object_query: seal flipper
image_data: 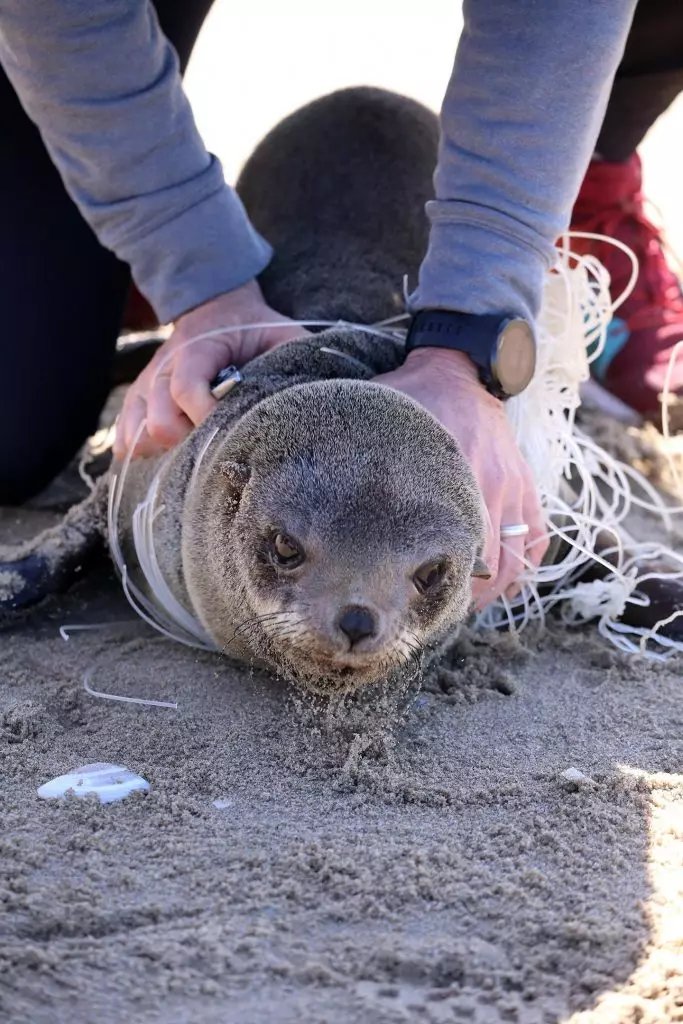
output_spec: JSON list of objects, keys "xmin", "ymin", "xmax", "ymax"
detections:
[
  {"xmin": 0, "ymin": 477, "xmax": 108, "ymax": 615},
  {"xmin": 544, "ymin": 486, "xmax": 683, "ymax": 640},
  {"xmin": 575, "ymin": 529, "xmax": 683, "ymax": 640}
]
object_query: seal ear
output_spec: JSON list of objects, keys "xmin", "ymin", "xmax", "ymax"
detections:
[
  {"xmin": 472, "ymin": 556, "xmax": 492, "ymax": 580},
  {"xmin": 218, "ymin": 461, "xmax": 251, "ymax": 503}
]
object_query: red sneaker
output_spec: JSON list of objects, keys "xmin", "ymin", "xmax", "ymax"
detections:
[{"xmin": 569, "ymin": 153, "xmax": 683, "ymax": 421}]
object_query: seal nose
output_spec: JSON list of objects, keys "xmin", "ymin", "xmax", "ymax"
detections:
[{"xmin": 337, "ymin": 605, "xmax": 377, "ymax": 646}]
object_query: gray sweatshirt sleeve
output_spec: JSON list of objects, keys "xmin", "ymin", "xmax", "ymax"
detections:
[
  {"xmin": 0, "ymin": 0, "xmax": 272, "ymax": 324},
  {"xmin": 413, "ymin": 0, "xmax": 638, "ymax": 324}
]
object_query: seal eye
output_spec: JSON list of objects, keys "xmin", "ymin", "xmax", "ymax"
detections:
[
  {"xmin": 271, "ymin": 533, "xmax": 305, "ymax": 567},
  {"xmin": 413, "ymin": 560, "xmax": 446, "ymax": 594}
]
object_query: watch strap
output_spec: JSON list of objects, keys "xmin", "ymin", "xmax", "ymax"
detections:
[{"xmin": 406, "ymin": 309, "xmax": 506, "ymax": 398}]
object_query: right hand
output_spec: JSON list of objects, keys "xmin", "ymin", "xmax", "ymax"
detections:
[
  {"xmin": 375, "ymin": 346, "xmax": 549, "ymax": 609},
  {"xmin": 114, "ymin": 279, "xmax": 309, "ymax": 459}
]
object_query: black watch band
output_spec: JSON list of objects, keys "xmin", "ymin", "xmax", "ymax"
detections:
[{"xmin": 405, "ymin": 309, "xmax": 536, "ymax": 400}]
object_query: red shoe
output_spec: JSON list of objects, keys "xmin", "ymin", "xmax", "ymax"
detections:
[{"xmin": 569, "ymin": 153, "xmax": 683, "ymax": 421}]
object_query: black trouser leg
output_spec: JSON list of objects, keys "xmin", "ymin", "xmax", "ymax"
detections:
[
  {"xmin": 597, "ymin": 0, "xmax": 683, "ymax": 162},
  {"xmin": 0, "ymin": 0, "xmax": 215, "ymax": 505}
]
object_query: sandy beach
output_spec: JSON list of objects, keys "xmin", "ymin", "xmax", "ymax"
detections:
[
  {"xmin": 2, "ymin": 514, "xmax": 683, "ymax": 1024},
  {"xmin": 3, "ymin": 5, "xmax": 683, "ymax": 1022}
]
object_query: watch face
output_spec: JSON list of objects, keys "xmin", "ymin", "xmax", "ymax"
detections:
[{"xmin": 494, "ymin": 319, "xmax": 536, "ymax": 396}]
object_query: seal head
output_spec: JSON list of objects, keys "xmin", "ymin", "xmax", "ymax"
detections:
[{"xmin": 183, "ymin": 378, "xmax": 486, "ymax": 692}]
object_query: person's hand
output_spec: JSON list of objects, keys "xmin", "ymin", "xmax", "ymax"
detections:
[
  {"xmin": 114, "ymin": 280, "xmax": 308, "ymax": 458},
  {"xmin": 375, "ymin": 347, "xmax": 548, "ymax": 609}
]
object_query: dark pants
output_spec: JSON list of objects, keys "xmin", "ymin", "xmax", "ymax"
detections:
[
  {"xmin": 0, "ymin": 1, "xmax": 681, "ymax": 504},
  {"xmin": 0, "ymin": 0, "xmax": 214, "ymax": 505},
  {"xmin": 597, "ymin": 0, "xmax": 683, "ymax": 161}
]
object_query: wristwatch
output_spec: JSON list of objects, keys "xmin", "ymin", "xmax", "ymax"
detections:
[{"xmin": 405, "ymin": 310, "xmax": 536, "ymax": 401}]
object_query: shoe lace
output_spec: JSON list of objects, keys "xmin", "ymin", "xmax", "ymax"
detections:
[{"xmin": 576, "ymin": 190, "xmax": 683, "ymax": 331}]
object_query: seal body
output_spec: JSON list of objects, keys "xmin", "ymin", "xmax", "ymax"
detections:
[
  {"xmin": 111, "ymin": 87, "xmax": 486, "ymax": 692},
  {"xmin": 237, "ymin": 86, "xmax": 441, "ymax": 325},
  {"xmin": 5, "ymin": 88, "xmax": 683, "ymax": 650}
]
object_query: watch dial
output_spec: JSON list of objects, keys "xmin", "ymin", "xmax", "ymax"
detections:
[{"xmin": 496, "ymin": 320, "xmax": 536, "ymax": 396}]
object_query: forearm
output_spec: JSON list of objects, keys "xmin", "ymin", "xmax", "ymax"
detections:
[
  {"xmin": 0, "ymin": 0, "xmax": 271, "ymax": 322},
  {"xmin": 413, "ymin": 0, "xmax": 638, "ymax": 321}
]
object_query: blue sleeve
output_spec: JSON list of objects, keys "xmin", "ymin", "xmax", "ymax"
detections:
[
  {"xmin": 0, "ymin": 0, "xmax": 272, "ymax": 323},
  {"xmin": 413, "ymin": 0, "xmax": 638, "ymax": 323}
]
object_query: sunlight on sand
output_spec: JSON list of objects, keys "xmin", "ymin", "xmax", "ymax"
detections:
[{"xmin": 568, "ymin": 767, "xmax": 683, "ymax": 1023}]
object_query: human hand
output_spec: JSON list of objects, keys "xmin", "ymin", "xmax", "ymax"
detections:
[
  {"xmin": 114, "ymin": 280, "xmax": 309, "ymax": 458},
  {"xmin": 375, "ymin": 347, "xmax": 548, "ymax": 609}
]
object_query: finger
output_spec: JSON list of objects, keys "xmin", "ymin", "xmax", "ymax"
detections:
[
  {"xmin": 114, "ymin": 338, "xmax": 175, "ymax": 457},
  {"xmin": 504, "ymin": 533, "xmax": 549, "ymax": 603},
  {"xmin": 145, "ymin": 371, "xmax": 194, "ymax": 451},
  {"xmin": 133, "ymin": 419, "xmax": 192, "ymax": 459},
  {"xmin": 474, "ymin": 477, "xmax": 527, "ymax": 608},
  {"xmin": 500, "ymin": 479, "xmax": 550, "ymax": 602},
  {"xmin": 480, "ymin": 491, "xmax": 501, "ymax": 579},
  {"xmin": 494, "ymin": 468, "xmax": 543, "ymax": 596},
  {"xmin": 474, "ymin": 532, "xmax": 525, "ymax": 610},
  {"xmin": 170, "ymin": 339, "xmax": 229, "ymax": 425},
  {"xmin": 471, "ymin": 495, "xmax": 502, "ymax": 607},
  {"xmin": 524, "ymin": 524, "xmax": 550, "ymax": 569},
  {"xmin": 520, "ymin": 464, "xmax": 549, "ymax": 569},
  {"xmin": 128, "ymin": 422, "xmax": 154, "ymax": 459},
  {"xmin": 495, "ymin": 498, "xmax": 550, "ymax": 606},
  {"xmin": 114, "ymin": 398, "xmax": 162, "ymax": 461},
  {"xmin": 115, "ymin": 391, "xmax": 147, "ymax": 459},
  {"xmin": 497, "ymin": 534, "xmax": 528, "ymax": 595}
]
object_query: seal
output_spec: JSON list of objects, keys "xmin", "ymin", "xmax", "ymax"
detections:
[
  {"xmin": 109, "ymin": 87, "xmax": 488, "ymax": 692},
  {"xmin": 5, "ymin": 86, "xmax": 683, "ymax": 653},
  {"xmin": 5, "ymin": 86, "xmax": 683, "ymax": 654}
]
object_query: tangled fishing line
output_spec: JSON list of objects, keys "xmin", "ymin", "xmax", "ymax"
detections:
[
  {"xmin": 479, "ymin": 232, "xmax": 683, "ymax": 658},
  {"xmin": 104, "ymin": 232, "xmax": 683, "ymax": 687}
]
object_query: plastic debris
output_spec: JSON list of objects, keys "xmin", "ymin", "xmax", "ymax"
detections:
[{"xmin": 37, "ymin": 762, "xmax": 150, "ymax": 804}]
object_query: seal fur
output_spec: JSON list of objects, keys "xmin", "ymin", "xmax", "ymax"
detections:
[
  {"xmin": 5, "ymin": 87, "xmax": 683, "ymax": 651},
  {"xmin": 113, "ymin": 87, "xmax": 486, "ymax": 691}
]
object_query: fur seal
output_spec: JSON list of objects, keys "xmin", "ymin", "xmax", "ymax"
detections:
[
  {"xmin": 3, "ymin": 87, "xmax": 683, "ymax": 651},
  {"xmin": 109, "ymin": 87, "xmax": 487, "ymax": 691}
]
